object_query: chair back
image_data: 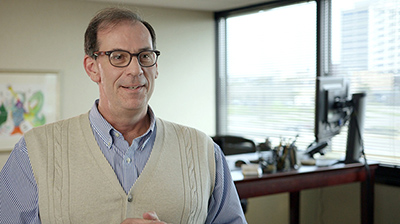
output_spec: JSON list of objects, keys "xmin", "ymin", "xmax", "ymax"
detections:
[{"xmin": 212, "ymin": 135, "xmax": 256, "ymax": 155}]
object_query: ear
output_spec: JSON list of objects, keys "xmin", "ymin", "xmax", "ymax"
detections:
[
  {"xmin": 84, "ymin": 55, "xmax": 100, "ymax": 83},
  {"xmin": 154, "ymin": 63, "xmax": 159, "ymax": 79}
]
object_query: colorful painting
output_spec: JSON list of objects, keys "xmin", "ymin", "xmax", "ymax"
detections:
[{"xmin": 0, "ymin": 72, "xmax": 58, "ymax": 150}]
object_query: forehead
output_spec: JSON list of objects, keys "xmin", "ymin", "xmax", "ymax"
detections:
[{"xmin": 97, "ymin": 21, "xmax": 152, "ymax": 50}]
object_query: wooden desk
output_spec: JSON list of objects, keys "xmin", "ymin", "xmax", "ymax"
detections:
[{"xmin": 231, "ymin": 161, "xmax": 379, "ymax": 224}]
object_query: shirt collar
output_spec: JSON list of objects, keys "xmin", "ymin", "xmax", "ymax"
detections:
[{"xmin": 89, "ymin": 99, "xmax": 156, "ymax": 149}]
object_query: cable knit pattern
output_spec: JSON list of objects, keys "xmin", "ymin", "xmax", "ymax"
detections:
[
  {"xmin": 181, "ymin": 126, "xmax": 197, "ymax": 223},
  {"xmin": 53, "ymin": 121, "xmax": 62, "ymax": 223}
]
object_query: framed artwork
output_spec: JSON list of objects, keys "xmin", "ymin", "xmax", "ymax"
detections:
[{"xmin": 0, "ymin": 71, "xmax": 59, "ymax": 151}]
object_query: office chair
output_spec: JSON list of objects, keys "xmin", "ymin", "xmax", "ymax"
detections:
[
  {"xmin": 211, "ymin": 135, "xmax": 256, "ymax": 156},
  {"xmin": 212, "ymin": 135, "xmax": 257, "ymax": 214}
]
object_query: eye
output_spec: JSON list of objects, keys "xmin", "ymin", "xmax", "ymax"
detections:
[
  {"xmin": 139, "ymin": 52, "xmax": 153, "ymax": 61},
  {"xmin": 110, "ymin": 52, "xmax": 129, "ymax": 62}
]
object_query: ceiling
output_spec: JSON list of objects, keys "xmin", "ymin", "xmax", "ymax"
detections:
[{"xmin": 85, "ymin": 0, "xmax": 276, "ymax": 12}]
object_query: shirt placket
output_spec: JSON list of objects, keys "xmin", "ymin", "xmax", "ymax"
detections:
[{"xmin": 123, "ymin": 143, "xmax": 137, "ymax": 193}]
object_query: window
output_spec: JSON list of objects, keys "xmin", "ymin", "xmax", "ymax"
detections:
[
  {"xmin": 330, "ymin": 0, "xmax": 400, "ymax": 164},
  {"xmin": 216, "ymin": 1, "xmax": 317, "ymax": 150},
  {"xmin": 216, "ymin": 0, "xmax": 400, "ymax": 165}
]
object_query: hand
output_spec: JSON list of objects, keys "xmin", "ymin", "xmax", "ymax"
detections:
[{"xmin": 121, "ymin": 211, "xmax": 167, "ymax": 224}]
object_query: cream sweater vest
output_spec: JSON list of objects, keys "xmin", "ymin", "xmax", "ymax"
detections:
[{"xmin": 26, "ymin": 113, "xmax": 215, "ymax": 224}]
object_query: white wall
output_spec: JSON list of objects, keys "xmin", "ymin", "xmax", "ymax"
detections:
[
  {"xmin": 1, "ymin": 1, "xmax": 400, "ymax": 224},
  {"xmin": 0, "ymin": 0, "xmax": 216, "ymax": 167}
]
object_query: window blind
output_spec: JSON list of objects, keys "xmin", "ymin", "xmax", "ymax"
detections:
[
  {"xmin": 217, "ymin": 1, "xmax": 317, "ymax": 149},
  {"xmin": 330, "ymin": 0, "xmax": 400, "ymax": 164}
]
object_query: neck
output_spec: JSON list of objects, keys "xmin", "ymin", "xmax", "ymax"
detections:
[{"xmin": 98, "ymin": 104, "xmax": 150, "ymax": 145}]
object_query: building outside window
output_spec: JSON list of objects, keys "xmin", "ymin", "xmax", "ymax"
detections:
[{"xmin": 331, "ymin": 0, "xmax": 400, "ymax": 164}]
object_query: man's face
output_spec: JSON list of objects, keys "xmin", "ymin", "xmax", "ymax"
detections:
[{"xmin": 91, "ymin": 21, "xmax": 158, "ymax": 116}]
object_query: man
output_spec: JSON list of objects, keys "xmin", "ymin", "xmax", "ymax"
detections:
[{"xmin": 0, "ymin": 7, "xmax": 247, "ymax": 224}]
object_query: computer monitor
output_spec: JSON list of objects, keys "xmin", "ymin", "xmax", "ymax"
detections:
[
  {"xmin": 344, "ymin": 92, "xmax": 366, "ymax": 164},
  {"xmin": 306, "ymin": 76, "xmax": 366, "ymax": 164},
  {"xmin": 315, "ymin": 76, "xmax": 350, "ymax": 142},
  {"xmin": 306, "ymin": 77, "xmax": 350, "ymax": 157}
]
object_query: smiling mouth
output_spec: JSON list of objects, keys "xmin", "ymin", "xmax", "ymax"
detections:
[{"xmin": 123, "ymin": 85, "xmax": 144, "ymax": 90}]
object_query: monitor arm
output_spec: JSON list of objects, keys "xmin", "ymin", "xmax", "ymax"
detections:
[{"xmin": 305, "ymin": 141, "xmax": 329, "ymax": 159}]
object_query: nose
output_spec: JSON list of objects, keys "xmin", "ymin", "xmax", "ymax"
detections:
[{"xmin": 126, "ymin": 57, "xmax": 143, "ymax": 76}]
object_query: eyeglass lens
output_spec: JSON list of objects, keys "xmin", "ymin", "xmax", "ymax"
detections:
[{"xmin": 109, "ymin": 51, "xmax": 158, "ymax": 67}]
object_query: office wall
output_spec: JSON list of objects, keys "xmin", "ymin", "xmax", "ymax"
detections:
[
  {"xmin": 1, "ymin": 1, "xmax": 400, "ymax": 224},
  {"xmin": 0, "ymin": 0, "xmax": 215, "ymax": 166}
]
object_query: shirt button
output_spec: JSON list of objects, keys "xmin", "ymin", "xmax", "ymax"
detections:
[
  {"xmin": 128, "ymin": 194, "xmax": 133, "ymax": 202},
  {"xmin": 126, "ymin": 158, "xmax": 132, "ymax": 163},
  {"xmin": 115, "ymin": 132, "xmax": 120, "ymax": 137}
]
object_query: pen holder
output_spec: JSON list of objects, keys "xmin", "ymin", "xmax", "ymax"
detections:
[{"xmin": 276, "ymin": 146, "xmax": 298, "ymax": 171}]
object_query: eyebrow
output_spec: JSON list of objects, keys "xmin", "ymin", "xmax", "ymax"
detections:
[{"xmin": 108, "ymin": 47, "xmax": 153, "ymax": 53}]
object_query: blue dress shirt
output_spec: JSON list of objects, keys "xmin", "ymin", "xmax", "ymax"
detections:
[{"xmin": 0, "ymin": 101, "xmax": 247, "ymax": 224}]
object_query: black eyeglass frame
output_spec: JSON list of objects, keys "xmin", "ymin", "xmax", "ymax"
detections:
[{"xmin": 93, "ymin": 50, "xmax": 161, "ymax": 68}]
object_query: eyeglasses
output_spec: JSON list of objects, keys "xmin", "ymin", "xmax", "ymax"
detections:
[{"xmin": 93, "ymin": 50, "xmax": 160, "ymax": 68}]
